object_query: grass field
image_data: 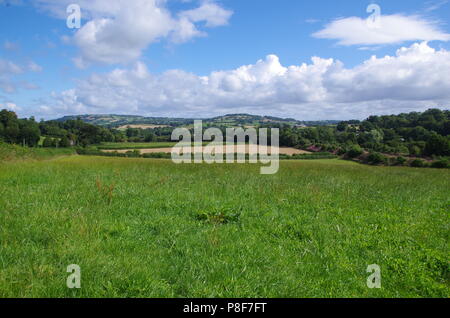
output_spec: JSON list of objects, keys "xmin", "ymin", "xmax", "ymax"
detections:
[
  {"xmin": 96, "ymin": 142, "xmax": 179, "ymax": 150},
  {"xmin": 0, "ymin": 155, "xmax": 449, "ymax": 297},
  {"xmin": 0, "ymin": 142, "xmax": 76, "ymax": 161}
]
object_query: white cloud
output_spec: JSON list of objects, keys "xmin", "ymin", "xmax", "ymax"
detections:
[
  {"xmin": 41, "ymin": 42, "xmax": 450, "ymax": 119},
  {"xmin": 0, "ymin": 59, "xmax": 23, "ymax": 75},
  {"xmin": 313, "ymin": 14, "xmax": 450, "ymax": 46},
  {"xmin": 34, "ymin": 0, "xmax": 233, "ymax": 66},
  {"xmin": 0, "ymin": 59, "xmax": 42, "ymax": 93},
  {"xmin": 180, "ymin": 1, "xmax": 233, "ymax": 27},
  {"xmin": 27, "ymin": 61, "xmax": 43, "ymax": 72},
  {"xmin": 0, "ymin": 102, "xmax": 21, "ymax": 112}
]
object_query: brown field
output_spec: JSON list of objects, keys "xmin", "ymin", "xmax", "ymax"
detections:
[
  {"xmin": 102, "ymin": 145, "xmax": 310, "ymax": 155},
  {"xmin": 118, "ymin": 124, "xmax": 170, "ymax": 130}
]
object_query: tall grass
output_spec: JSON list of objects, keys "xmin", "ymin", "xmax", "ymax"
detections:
[{"xmin": 0, "ymin": 156, "xmax": 448, "ymax": 297}]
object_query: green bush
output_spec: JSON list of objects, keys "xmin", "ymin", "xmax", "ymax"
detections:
[
  {"xmin": 346, "ymin": 146, "xmax": 363, "ymax": 159},
  {"xmin": 431, "ymin": 159, "xmax": 449, "ymax": 169},
  {"xmin": 366, "ymin": 152, "xmax": 387, "ymax": 165},
  {"xmin": 410, "ymin": 159, "xmax": 427, "ymax": 168},
  {"xmin": 395, "ymin": 156, "xmax": 407, "ymax": 166}
]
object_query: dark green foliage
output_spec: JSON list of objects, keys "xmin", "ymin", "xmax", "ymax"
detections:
[
  {"xmin": 366, "ymin": 152, "xmax": 387, "ymax": 165},
  {"xmin": 424, "ymin": 133, "xmax": 450, "ymax": 156},
  {"xmin": 410, "ymin": 159, "xmax": 427, "ymax": 168},
  {"xmin": 346, "ymin": 146, "xmax": 363, "ymax": 159},
  {"xmin": 0, "ymin": 109, "xmax": 41, "ymax": 146},
  {"xmin": 431, "ymin": 159, "xmax": 449, "ymax": 169},
  {"xmin": 276, "ymin": 108, "xmax": 449, "ymax": 160},
  {"xmin": 42, "ymin": 137, "xmax": 54, "ymax": 148},
  {"xmin": 395, "ymin": 156, "xmax": 407, "ymax": 166},
  {"xmin": 59, "ymin": 136, "xmax": 71, "ymax": 148}
]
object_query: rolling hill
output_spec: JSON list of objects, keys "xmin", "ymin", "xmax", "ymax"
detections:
[{"xmin": 55, "ymin": 114, "xmax": 340, "ymax": 128}]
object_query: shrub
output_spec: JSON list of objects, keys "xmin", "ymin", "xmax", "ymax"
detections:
[
  {"xmin": 42, "ymin": 137, "xmax": 54, "ymax": 148},
  {"xmin": 366, "ymin": 152, "xmax": 387, "ymax": 165},
  {"xmin": 410, "ymin": 159, "xmax": 427, "ymax": 168},
  {"xmin": 431, "ymin": 159, "xmax": 449, "ymax": 169},
  {"xmin": 346, "ymin": 146, "xmax": 363, "ymax": 159},
  {"xmin": 395, "ymin": 156, "xmax": 407, "ymax": 166}
]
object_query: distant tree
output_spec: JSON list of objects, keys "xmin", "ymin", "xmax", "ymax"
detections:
[
  {"xmin": 424, "ymin": 133, "xmax": 450, "ymax": 156},
  {"xmin": 59, "ymin": 135, "xmax": 71, "ymax": 148},
  {"xmin": 346, "ymin": 145, "xmax": 363, "ymax": 158},
  {"xmin": 336, "ymin": 122, "xmax": 348, "ymax": 132},
  {"xmin": 366, "ymin": 152, "xmax": 387, "ymax": 165},
  {"xmin": 396, "ymin": 156, "xmax": 407, "ymax": 166},
  {"xmin": 410, "ymin": 159, "xmax": 427, "ymax": 168},
  {"xmin": 42, "ymin": 137, "xmax": 53, "ymax": 148}
]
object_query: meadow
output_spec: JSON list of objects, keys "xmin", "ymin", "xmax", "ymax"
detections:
[{"xmin": 0, "ymin": 155, "xmax": 448, "ymax": 297}]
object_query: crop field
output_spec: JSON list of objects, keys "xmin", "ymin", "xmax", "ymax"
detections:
[{"xmin": 0, "ymin": 155, "xmax": 448, "ymax": 298}]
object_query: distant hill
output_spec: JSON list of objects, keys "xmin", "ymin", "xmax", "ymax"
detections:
[{"xmin": 55, "ymin": 114, "xmax": 340, "ymax": 128}]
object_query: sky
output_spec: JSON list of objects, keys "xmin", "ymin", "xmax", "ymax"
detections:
[{"xmin": 0, "ymin": 0, "xmax": 450, "ymax": 120}]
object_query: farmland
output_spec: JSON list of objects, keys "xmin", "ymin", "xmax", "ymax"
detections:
[{"xmin": 0, "ymin": 155, "xmax": 448, "ymax": 297}]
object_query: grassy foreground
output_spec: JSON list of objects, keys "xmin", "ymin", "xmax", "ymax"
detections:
[{"xmin": 0, "ymin": 156, "xmax": 448, "ymax": 297}]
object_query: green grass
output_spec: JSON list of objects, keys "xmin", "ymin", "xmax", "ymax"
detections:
[
  {"xmin": 0, "ymin": 156, "xmax": 448, "ymax": 298},
  {"xmin": 0, "ymin": 142, "xmax": 75, "ymax": 161}
]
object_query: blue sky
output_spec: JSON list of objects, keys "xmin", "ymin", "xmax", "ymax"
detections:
[{"xmin": 1, "ymin": 0, "xmax": 450, "ymax": 120}]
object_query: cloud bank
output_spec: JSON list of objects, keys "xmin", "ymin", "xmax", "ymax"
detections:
[{"xmin": 38, "ymin": 42, "xmax": 450, "ymax": 120}]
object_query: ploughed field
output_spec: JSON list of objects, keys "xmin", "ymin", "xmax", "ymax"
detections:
[{"xmin": 0, "ymin": 156, "xmax": 448, "ymax": 297}]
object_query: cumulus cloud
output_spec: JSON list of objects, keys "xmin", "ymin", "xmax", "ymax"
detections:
[
  {"xmin": 40, "ymin": 42, "xmax": 450, "ymax": 119},
  {"xmin": 34, "ymin": 0, "xmax": 233, "ymax": 66},
  {"xmin": 313, "ymin": 14, "xmax": 450, "ymax": 46}
]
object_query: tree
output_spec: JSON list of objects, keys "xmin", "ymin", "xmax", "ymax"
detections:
[
  {"xmin": 43, "ymin": 137, "xmax": 53, "ymax": 148},
  {"xmin": 346, "ymin": 145, "xmax": 363, "ymax": 158},
  {"xmin": 59, "ymin": 135, "xmax": 71, "ymax": 148},
  {"xmin": 424, "ymin": 133, "xmax": 450, "ymax": 156}
]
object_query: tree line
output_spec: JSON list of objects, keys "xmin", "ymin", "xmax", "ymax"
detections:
[
  {"xmin": 276, "ymin": 108, "xmax": 449, "ymax": 158},
  {"xmin": 1, "ymin": 108, "xmax": 449, "ymax": 160},
  {"xmin": 0, "ymin": 109, "xmax": 117, "ymax": 148}
]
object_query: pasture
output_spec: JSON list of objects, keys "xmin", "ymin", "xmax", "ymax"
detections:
[{"xmin": 0, "ymin": 156, "xmax": 448, "ymax": 297}]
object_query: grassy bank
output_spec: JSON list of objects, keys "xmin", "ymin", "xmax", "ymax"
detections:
[
  {"xmin": 0, "ymin": 156, "xmax": 448, "ymax": 297},
  {"xmin": 0, "ymin": 142, "xmax": 76, "ymax": 162}
]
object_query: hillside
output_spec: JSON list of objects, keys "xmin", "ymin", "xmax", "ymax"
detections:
[{"xmin": 55, "ymin": 114, "xmax": 340, "ymax": 128}]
